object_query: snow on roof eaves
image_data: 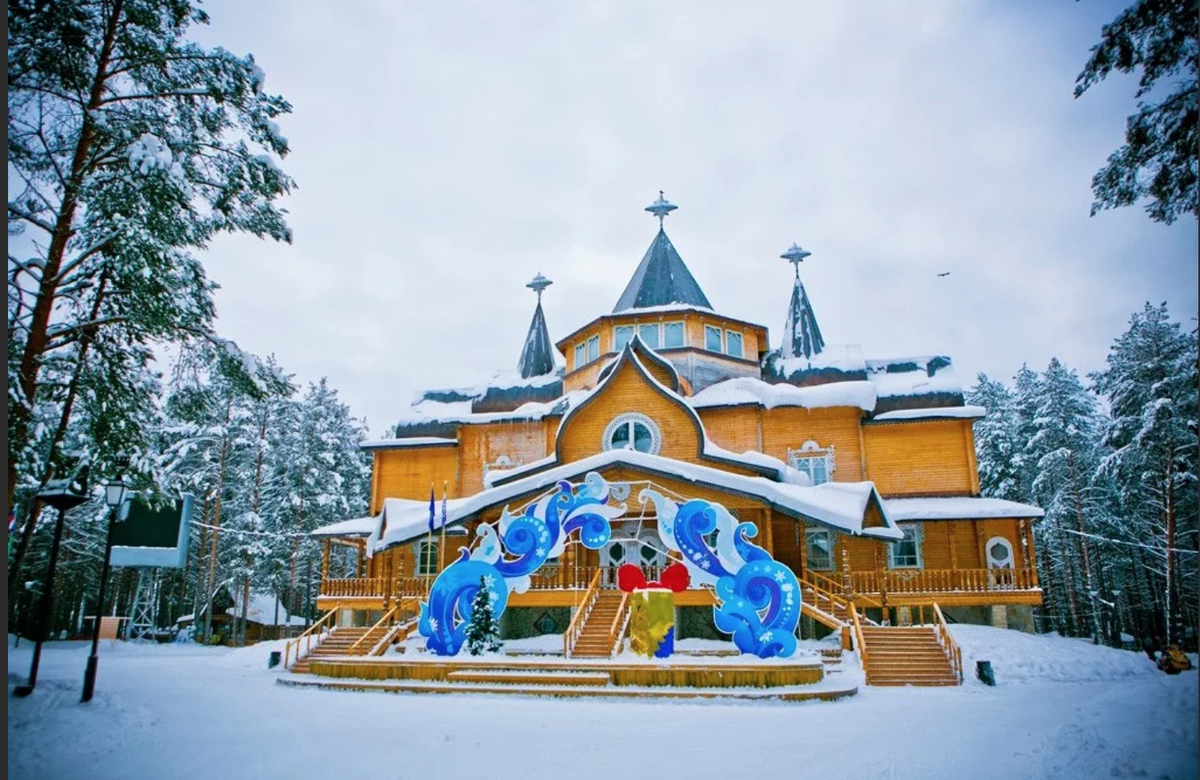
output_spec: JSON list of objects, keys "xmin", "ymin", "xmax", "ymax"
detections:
[
  {"xmin": 310, "ymin": 516, "xmax": 379, "ymax": 537},
  {"xmin": 883, "ymin": 496, "xmax": 1044, "ymax": 521},
  {"xmin": 393, "ymin": 390, "xmax": 592, "ymax": 429},
  {"xmin": 360, "ymin": 437, "xmax": 458, "ymax": 451},
  {"xmin": 375, "ymin": 449, "xmax": 902, "ymax": 552},
  {"xmin": 870, "ymin": 406, "xmax": 986, "ymax": 423},
  {"xmin": 689, "ymin": 377, "xmax": 877, "ymax": 412}
]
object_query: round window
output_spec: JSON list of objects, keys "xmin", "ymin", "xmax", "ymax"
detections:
[{"xmin": 601, "ymin": 414, "xmax": 661, "ymax": 455}]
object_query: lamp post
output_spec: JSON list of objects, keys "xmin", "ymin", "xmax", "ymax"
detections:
[
  {"xmin": 14, "ymin": 463, "xmax": 90, "ymax": 698},
  {"xmin": 81, "ymin": 472, "xmax": 128, "ymax": 703}
]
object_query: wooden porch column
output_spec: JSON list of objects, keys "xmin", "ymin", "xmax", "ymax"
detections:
[
  {"xmin": 762, "ymin": 508, "xmax": 774, "ymax": 556},
  {"xmin": 841, "ymin": 547, "xmax": 851, "ymax": 598},
  {"xmin": 798, "ymin": 521, "xmax": 807, "ymax": 576},
  {"xmin": 320, "ymin": 539, "xmax": 330, "ymax": 582},
  {"xmin": 875, "ymin": 543, "xmax": 887, "ymax": 609},
  {"xmin": 1022, "ymin": 519, "xmax": 1040, "ymax": 587},
  {"xmin": 356, "ymin": 541, "xmax": 365, "ymax": 578}
]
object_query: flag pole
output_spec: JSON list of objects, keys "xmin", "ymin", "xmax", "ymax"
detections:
[
  {"xmin": 439, "ymin": 480, "xmax": 448, "ymax": 574},
  {"xmin": 425, "ymin": 483, "xmax": 435, "ymax": 598}
]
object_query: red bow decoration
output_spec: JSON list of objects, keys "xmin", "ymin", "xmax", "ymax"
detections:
[{"xmin": 616, "ymin": 562, "xmax": 690, "ymax": 593}]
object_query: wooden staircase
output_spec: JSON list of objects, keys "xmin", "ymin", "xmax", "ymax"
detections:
[
  {"xmin": 568, "ymin": 592, "xmax": 626, "ymax": 658},
  {"xmin": 290, "ymin": 627, "xmax": 373, "ymax": 674},
  {"xmin": 857, "ymin": 626, "xmax": 959, "ymax": 686},
  {"xmin": 799, "ymin": 571, "xmax": 879, "ymax": 630}
]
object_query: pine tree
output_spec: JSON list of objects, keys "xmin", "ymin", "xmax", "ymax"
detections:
[
  {"xmin": 966, "ymin": 374, "xmax": 1026, "ymax": 502},
  {"xmin": 8, "ymin": 0, "xmax": 295, "ymax": 593},
  {"xmin": 464, "ymin": 576, "xmax": 502, "ymax": 655},
  {"xmin": 1091, "ymin": 303, "xmax": 1199, "ymax": 645}
]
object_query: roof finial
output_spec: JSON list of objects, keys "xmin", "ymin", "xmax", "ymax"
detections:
[
  {"xmin": 645, "ymin": 190, "xmax": 678, "ymax": 228},
  {"xmin": 781, "ymin": 242, "xmax": 812, "ymax": 278},
  {"xmin": 526, "ymin": 272, "xmax": 553, "ymax": 304}
]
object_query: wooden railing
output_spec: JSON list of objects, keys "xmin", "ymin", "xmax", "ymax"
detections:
[
  {"xmin": 563, "ymin": 569, "xmax": 603, "ymax": 657},
  {"xmin": 932, "ymin": 602, "xmax": 963, "ymax": 684},
  {"xmin": 850, "ymin": 568, "xmax": 1039, "ymax": 596},
  {"xmin": 849, "ymin": 603, "xmax": 868, "ymax": 671},
  {"xmin": 348, "ymin": 604, "xmax": 400, "ymax": 656},
  {"xmin": 320, "ymin": 577, "xmax": 390, "ymax": 598},
  {"xmin": 528, "ymin": 565, "xmax": 595, "ymax": 591},
  {"xmin": 283, "ymin": 609, "xmax": 336, "ymax": 669},
  {"xmin": 394, "ymin": 577, "xmax": 431, "ymax": 598},
  {"xmin": 606, "ymin": 592, "xmax": 631, "ymax": 658}
]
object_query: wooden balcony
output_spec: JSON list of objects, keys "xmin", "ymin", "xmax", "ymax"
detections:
[
  {"xmin": 318, "ymin": 566, "xmax": 1042, "ymax": 611},
  {"xmin": 847, "ymin": 568, "xmax": 1042, "ymax": 607}
]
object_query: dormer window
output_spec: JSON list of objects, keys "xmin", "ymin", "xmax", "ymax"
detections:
[
  {"xmin": 587, "ymin": 335, "xmax": 600, "ymax": 362},
  {"xmin": 787, "ymin": 440, "xmax": 836, "ymax": 485},
  {"xmin": 602, "ymin": 413, "xmax": 661, "ymax": 455},
  {"xmin": 574, "ymin": 342, "xmax": 586, "ymax": 370},
  {"xmin": 638, "ymin": 324, "xmax": 659, "ymax": 349}
]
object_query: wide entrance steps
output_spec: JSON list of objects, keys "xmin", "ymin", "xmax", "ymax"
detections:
[
  {"xmin": 858, "ymin": 626, "xmax": 959, "ymax": 687},
  {"xmin": 568, "ymin": 592, "xmax": 626, "ymax": 658},
  {"xmin": 290, "ymin": 627, "xmax": 373, "ymax": 674}
]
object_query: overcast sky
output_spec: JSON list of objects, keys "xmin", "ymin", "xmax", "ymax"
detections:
[{"xmin": 192, "ymin": 0, "xmax": 1197, "ymax": 434}]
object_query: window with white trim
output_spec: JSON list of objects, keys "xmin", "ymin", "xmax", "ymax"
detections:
[
  {"xmin": 614, "ymin": 325, "xmax": 635, "ymax": 352},
  {"xmin": 985, "ymin": 536, "xmax": 1015, "ymax": 569},
  {"xmin": 417, "ymin": 540, "xmax": 439, "ymax": 576},
  {"xmin": 587, "ymin": 335, "xmax": 599, "ymax": 362},
  {"xmin": 889, "ymin": 525, "xmax": 923, "ymax": 569},
  {"xmin": 602, "ymin": 413, "xmax": 661, "ymax": 455},
  {"xmin": 725, "ymin": 331, "xmax": 744, "ymax": 359},
  {"xmin": 574, "ymin": 343, "xmax": 586, "ymax": 370},
  {"xmin": 638, "ymin": 323, "xmax": 660, "ymax": 349},
  {"xmin": 663, "ymin": 321, "xmax": 684, "ymax": 348},
  {"xmin": 805, "ymin": 529, "xmax": 834, "ymax": 571},
  {"xmin": 704, "ymin": 325, "xmax": 723, "ymax": 352},
  {"xmin": 787, "ymin": 441, "xmax": 836, "ymax": 485}
]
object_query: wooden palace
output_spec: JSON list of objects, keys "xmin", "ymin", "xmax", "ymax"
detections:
[{"xmin": 292, "ymin": 193, "xmax": 1044, "ymax": 690}]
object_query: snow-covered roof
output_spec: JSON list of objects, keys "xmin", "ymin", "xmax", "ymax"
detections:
[
  {"xmin": 393, "ymin": 389, "xmax": 591, "ymax": 428},
  {"xmin": 689, "ymin": 376, "xmax": 877, "ymax": 412},
  {"xmin": 375, "ymin": 448, "xmax": 902, "ymax": 552},
  {"xmin": 865, "ymin": 356, "xmax": 962, "ymax": 398},
  {"xmin": 870, "ymin": 406, "xmax": 986, "ymax": 422},
  {"xmin": 883, "ymin": 496, "xmax": 1044, "ymax": 521},
  {"xmin": 310, "ymin": 516, "xmax": 378, "ymax": 538},
  {"xmin": 360, "ymin": 437, "xmax": 458, "ymax": 451},
  {"xmin": 227, "ymin": 591, "xmax": 306, "ymax": 626}
]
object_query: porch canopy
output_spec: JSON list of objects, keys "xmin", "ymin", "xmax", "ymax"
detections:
[
  {"xmin": 317, "ymin": 449, "xmax": 904, "ymax": 556},
  {"xmin": 882, "ymin": 496, "xmax": 1044, "ymax": 521}
]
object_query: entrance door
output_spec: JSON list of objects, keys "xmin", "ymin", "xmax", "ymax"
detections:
[{"xmin": 601, "ymin": 531, "xmax": 668, "ymax": 588}]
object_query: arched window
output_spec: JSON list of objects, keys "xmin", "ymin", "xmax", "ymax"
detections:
[
  {"xmin": 416, "ymin": 541, "xmax": 439, "ymax": 576},
  {"xmin": 602, "ymin": 414, "xmax": 661, "ymax": 455},
  {"xmin": 787, "ymin": 440, "xmax": 836, "ymax": 485},
  {"xmin": 985, "ymin": 537, "xmax": 1014, "ymax": 569}
]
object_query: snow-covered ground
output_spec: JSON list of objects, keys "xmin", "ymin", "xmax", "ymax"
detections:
[{"xmin": 8, "ymin": 628, "xmax": 1197, "ymax": 780}]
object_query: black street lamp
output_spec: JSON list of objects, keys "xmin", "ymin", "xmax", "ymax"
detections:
[
  {"xmin": 81, "ymin": 472, "xmax": 128, "ymax": 703},
  {"xmin": 14, "ymin": 463, "xmax": 90, "ymax": 698}
]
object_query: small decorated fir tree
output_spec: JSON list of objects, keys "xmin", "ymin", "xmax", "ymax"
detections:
[{"xmin": 465, "ymin": 576, "xmax": 502, "ymax": 655}]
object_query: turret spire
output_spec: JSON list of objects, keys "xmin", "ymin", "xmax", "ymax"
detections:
[
  {"xmin": 779, "ymin": 243, "xmax": 825, "ymax": 360},
  {"xmin": 517, "ymin": 273, "xmax": 556, "ymax": 378},
  {"xmin": 644, "ymin": 190, "xmax": 677, "ymax": 227},
  {"xmin": 614, "ymin": 192, "xmax": 712, "ymax": 313}
]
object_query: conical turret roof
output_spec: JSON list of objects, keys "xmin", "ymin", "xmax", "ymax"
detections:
[
  {"xmin": 781, "ymin": 272, "xmax": 824, "ymax": 360},
  {"xmin": 613, "ymin": 228, "xmax": 712, "ymax": 313}
]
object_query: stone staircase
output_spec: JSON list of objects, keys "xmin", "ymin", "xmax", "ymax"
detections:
[
  {"xmin": 568, "ymin": 592, "xmax": 626, "ymax": 658},
  {"xmin": 290, "ymin": 627, "xmax": 373, "ymax": 674},
  {"xmin": 858, "ymin": 626, "xmax": 959, "ymax": 686}
]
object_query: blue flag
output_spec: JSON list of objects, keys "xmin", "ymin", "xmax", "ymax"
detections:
[
  {"xmin": 440, "ymin": 485, "xmax": 448, "ymax": 530},
  {"xmin": 428, "ymin": 486, "xmax": 435, "ymax": 533}
]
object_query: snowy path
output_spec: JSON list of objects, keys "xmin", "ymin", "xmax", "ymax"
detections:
[{"xmin": 7, "ymin": 637, "xmax": 1197, "ymax": 780}]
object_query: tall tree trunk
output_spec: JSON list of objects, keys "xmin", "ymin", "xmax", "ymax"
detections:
[
  {"xmin": 201, "ymin": 395, "xmax": 233, "ymax": 644},
  {"xmin": 8, "ymin": 0, "xmax": 124, "ymax": 511},
  {"xmin": 1067, "ymin": 451, "xmax": 1100, "ymax": 643},
  {"xmin": 1164, "ymin": 445, "xmax": 1179, "ymax": 645},
  {"xmin": 9, "ymin": 272, "xmax": 110, "ymax": 594}
]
